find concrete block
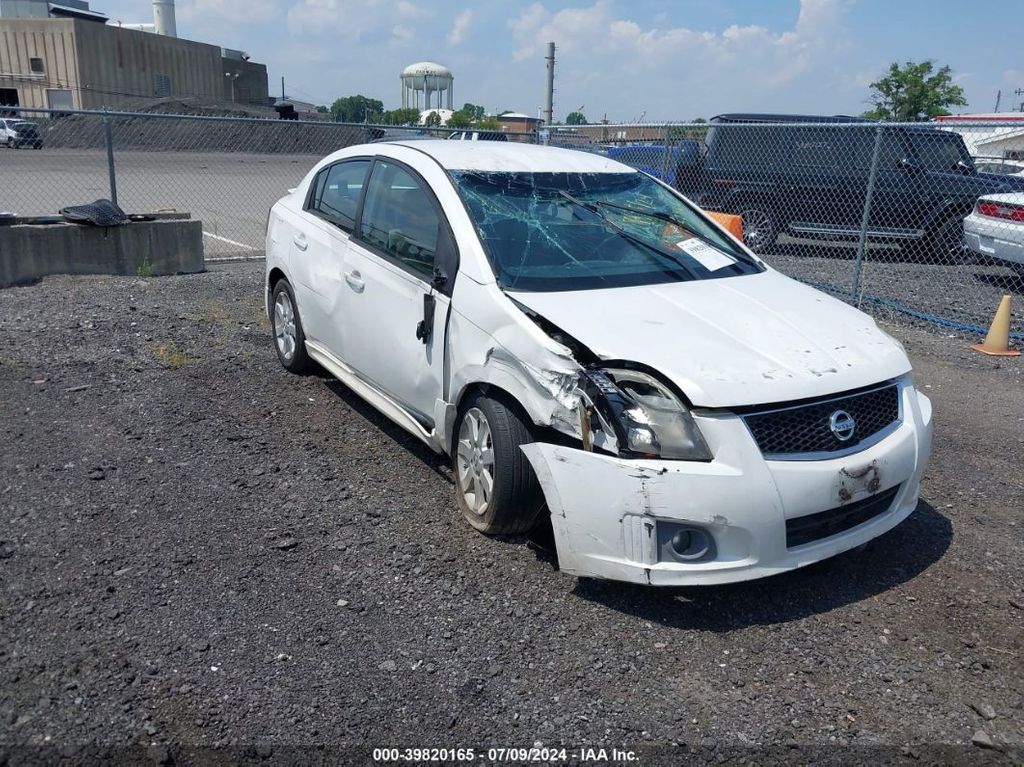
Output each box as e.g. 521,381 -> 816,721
0,220 -> 205,288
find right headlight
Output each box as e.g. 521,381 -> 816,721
582,367 -> 712,461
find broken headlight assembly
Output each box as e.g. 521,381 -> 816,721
581,368 -> 712,461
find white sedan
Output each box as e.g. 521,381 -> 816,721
963,192 -> 1024,276
265,141 -> 932,586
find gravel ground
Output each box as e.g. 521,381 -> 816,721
1,263 -> 1022,764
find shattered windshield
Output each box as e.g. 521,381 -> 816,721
451,171 -> 762,292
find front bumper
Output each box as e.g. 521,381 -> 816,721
521,386 -> 933,586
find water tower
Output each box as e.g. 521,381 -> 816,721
400,62 -> 454,110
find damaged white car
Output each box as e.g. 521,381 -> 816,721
265,141 -> 933,586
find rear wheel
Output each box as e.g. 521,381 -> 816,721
270,279 -> 312,374
738,204 -> 778,254
917,217 -> 968,264
454,394 -> 543,535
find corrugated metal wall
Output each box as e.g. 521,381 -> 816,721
0,18 -> 269,110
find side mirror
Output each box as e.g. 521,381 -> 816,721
899,157 -> 921,173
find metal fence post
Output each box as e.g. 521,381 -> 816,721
660,123 -> 672,183
851,123 -> 883,304
103,111 -> 118,206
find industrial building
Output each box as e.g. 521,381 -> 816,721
0,0 -> 268,111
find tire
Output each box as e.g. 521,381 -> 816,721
453,393 -> 543,536
917,217 -> 968,264
270,279 -> 313,374
737,204 -> 778,254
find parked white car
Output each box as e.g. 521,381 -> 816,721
0,118 -> 43,149
963,192 -> 1024,276
265,142 -> 933,586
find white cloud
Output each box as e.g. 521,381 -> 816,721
396,1 -> 430,19
507,0 -> 854,119
447,9 -> 474,45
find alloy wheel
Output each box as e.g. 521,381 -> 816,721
456,407 -> 495,517
740,208 -> 774,253
273,290 -> 297,360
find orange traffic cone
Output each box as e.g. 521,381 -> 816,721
707,211 -> 744,241
970,294 -> 1020,356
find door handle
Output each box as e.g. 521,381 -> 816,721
292,234 -> 308,251
345,270 -> 365,293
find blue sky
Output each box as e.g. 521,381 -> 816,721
94,0 -> 1023,120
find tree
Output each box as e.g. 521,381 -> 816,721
424,110 -> 442,127
329,95 -> 384,123
381,107 -> 421,126
460,103 -> 486,121
446,110 -> 473,129
315,105 -> 329,114
565,111 -> 587,125
862,61 -> 967,122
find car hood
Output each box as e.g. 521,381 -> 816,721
508,269 -> 912,408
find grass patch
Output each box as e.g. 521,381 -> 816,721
149,343 -> 196,369
136,255 -> 155,278
201,300 -> 231,324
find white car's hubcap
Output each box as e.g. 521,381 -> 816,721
457,408 -> 495,516
274,291 -> 297,360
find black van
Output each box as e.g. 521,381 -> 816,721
697,113 -> 1023,257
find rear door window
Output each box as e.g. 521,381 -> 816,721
307,159 -> 371,231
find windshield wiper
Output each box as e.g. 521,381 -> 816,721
557,190 -> 699,280
590,199 -> 756,266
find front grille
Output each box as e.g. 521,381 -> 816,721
786,485 -> 901,548
743,383 -> 900,457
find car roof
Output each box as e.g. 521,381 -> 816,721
711,113 -> 869,124
380,140 -> 635,173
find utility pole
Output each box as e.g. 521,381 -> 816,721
544,42 -> 555,126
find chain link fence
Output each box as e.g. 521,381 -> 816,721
552,119 -> 1024,341
2,108 -> 1022,340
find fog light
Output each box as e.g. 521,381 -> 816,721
658,522 -> 715,563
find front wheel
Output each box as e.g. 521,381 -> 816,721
454,394 -> 543,535
270,279 -> 313,374
738,205 -> 778,254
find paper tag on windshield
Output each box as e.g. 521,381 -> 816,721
676,238 -> 736,272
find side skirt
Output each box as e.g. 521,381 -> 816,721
304,340 -> 444,454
